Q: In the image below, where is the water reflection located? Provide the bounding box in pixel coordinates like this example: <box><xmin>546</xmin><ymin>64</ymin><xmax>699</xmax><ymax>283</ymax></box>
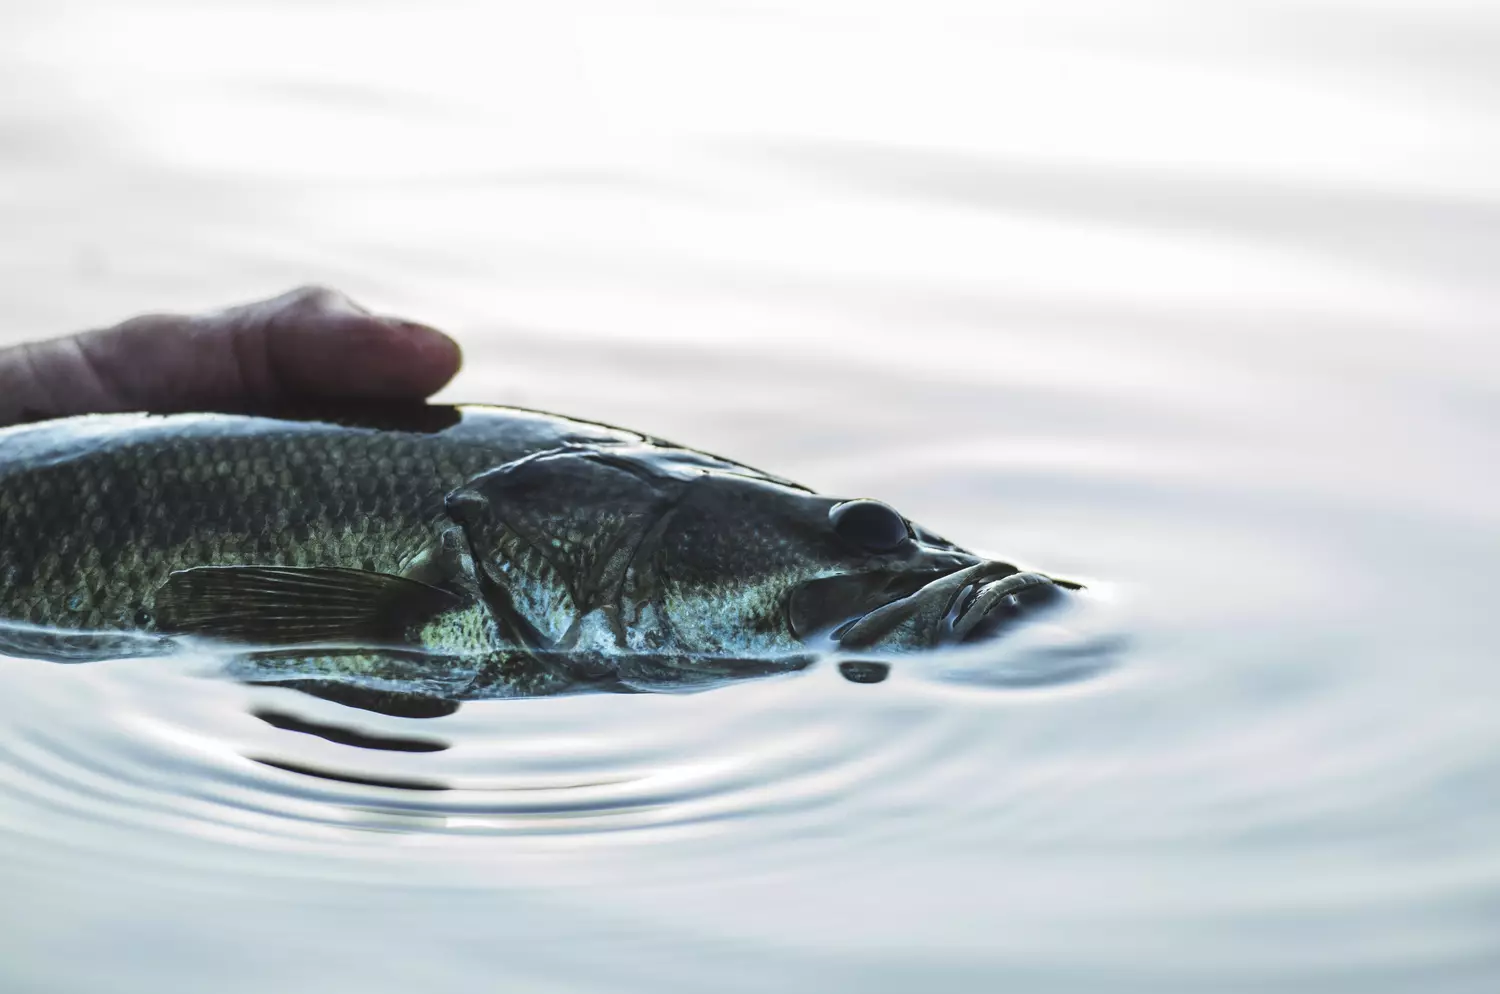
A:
<box><xmin>251</xmin><ymin>707</ymin><xmax>451</xmax><ymax>752</ymax></box>
<box><xmin>3</xmin><ymin>0</ymin><xmax>1500</xmax><ymax>992</ymax></box>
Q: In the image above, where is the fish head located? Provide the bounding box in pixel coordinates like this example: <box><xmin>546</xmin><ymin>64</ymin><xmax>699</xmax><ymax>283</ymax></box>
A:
<box><xmin>632</xmin><ymin>472</ymin><xmax>1067</xmax><ymax>656</ymax></box>
<box><xmin>444</xmin><ymin>446</ymin><xmax>1067</xmax><ymax>661</ymax></box>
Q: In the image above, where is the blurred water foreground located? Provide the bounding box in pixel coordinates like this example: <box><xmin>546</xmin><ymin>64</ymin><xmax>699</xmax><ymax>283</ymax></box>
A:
<box><xmin>2</xmin><ymin>2</ymin><xmax>1498</xmax><ymax>992</ymax></box>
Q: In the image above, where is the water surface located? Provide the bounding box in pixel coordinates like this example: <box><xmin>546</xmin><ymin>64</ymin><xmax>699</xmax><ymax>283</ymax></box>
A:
<box><xmin>2</xmin><ymin>2</ymin><xmax>1499</xmax><ymax>991</ymax></box>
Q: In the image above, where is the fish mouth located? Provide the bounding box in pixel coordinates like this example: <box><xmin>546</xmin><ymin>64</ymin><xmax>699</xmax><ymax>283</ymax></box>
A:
<box><xmin>830</xmin><ymin>562</ymin><xmax>1065</xmax><ymax>651</ymax></box>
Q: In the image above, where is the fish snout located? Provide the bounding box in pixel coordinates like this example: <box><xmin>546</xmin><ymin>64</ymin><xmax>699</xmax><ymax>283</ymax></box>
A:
<box><xmin>836</xmin><ymin>562</ymin><xmax>1065</xmax><ymax>651</ymax></box>
<box><xmin>948</xmin><ymin>570</ymin><xmax>1063</xmax><ymax>644</ymax></box>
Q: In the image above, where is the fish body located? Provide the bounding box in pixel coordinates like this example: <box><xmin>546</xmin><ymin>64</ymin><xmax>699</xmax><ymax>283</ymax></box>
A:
<box><xmin>0</xmin><ymin>405</ymin><xmax>1067</xmax><ymax>703</ymax></box>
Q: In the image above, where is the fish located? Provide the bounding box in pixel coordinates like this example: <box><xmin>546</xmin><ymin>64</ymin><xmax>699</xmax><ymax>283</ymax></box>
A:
<box><xmin>0</xmin><ymin>404</ymin><xmax>1073</xmax><ymax>709</ymax></box>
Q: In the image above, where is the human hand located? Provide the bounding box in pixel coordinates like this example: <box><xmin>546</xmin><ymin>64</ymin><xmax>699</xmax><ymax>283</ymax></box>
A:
<box><xmin>0</xmin><ymin>286</ymin><xmax>462</xmax><ymax>427</ymax></box>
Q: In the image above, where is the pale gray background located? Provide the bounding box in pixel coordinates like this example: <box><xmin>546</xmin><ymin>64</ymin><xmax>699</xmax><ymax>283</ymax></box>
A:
<box><xmin>2</xmin><ymin>2</ymin><xmax>1498</xmax><ymax>991</ymax></box>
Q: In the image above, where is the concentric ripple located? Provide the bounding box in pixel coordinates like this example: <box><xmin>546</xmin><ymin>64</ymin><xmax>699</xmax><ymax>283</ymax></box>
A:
<box><xmin>0</xmin><ymin>628</ymin><xmax>1109</xmax><ymax>888</ymax></box>
<box><xmin>6</xmin><ymin>2</ymin><xmax>1500</xmax><ymax>987</ymax></box>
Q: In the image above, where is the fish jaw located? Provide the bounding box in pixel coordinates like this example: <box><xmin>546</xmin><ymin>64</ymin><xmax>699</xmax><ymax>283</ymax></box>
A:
<box><xmin>795</xmin><ymin>562</ymin><xmax>1068</xmax><ymax>654</ymax></box>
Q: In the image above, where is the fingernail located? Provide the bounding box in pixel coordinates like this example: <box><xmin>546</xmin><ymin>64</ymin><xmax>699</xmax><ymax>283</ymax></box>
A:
<box><xmin>382</xmin><ymin>318</ymin><xmax>463</xmax><ymax>366</ymax></box>
<box><xmin>383</xmin><ymin>317</ymin><xmax>441</xmax><ymax>337</ymax></box>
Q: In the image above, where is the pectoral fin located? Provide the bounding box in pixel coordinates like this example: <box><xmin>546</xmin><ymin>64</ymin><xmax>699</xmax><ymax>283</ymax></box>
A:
<box><xmin>154</xmin><ymin>566</ymin><xmax>461</xmax><ymax>647</ymax></box>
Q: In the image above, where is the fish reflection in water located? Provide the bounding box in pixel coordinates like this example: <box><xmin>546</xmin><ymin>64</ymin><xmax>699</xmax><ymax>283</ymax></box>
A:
<box><xmin>0</xmin><ymin>403</ymin><xmax>1082</xmax><ymax>718</ymax></box>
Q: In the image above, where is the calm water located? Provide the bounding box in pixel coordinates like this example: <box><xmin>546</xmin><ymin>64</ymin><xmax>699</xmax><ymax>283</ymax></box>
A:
<box><xmin>3</xmin><ymin>1</ymin><xmax>1500</xmax><ymax>991</ymax></box>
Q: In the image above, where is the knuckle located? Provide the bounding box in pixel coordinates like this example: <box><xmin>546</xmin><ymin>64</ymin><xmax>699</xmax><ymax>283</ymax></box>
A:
<box><xmin>280</xmin><ymin>284</ymin><xmax>364</xmax><ymax>316</ymax></box>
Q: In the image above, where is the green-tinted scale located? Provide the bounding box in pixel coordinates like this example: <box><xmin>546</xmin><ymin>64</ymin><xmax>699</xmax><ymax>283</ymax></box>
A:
<box><xmin>0</xmin><ymin>410</ymin><xmax>625</xmax><ymax>633</ymax></box>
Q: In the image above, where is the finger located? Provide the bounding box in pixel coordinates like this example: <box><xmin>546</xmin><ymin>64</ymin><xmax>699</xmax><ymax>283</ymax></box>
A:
<box><xmin>0</xmin><ymin>286</ymin><xmax>463</xmax><ymax>425</ymax></box>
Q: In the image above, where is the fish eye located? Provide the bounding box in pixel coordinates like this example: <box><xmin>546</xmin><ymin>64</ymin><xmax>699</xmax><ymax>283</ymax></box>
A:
<box><xmin>829</xmin><ymin>499</ymin><xmax>911</xmax><ymax>553</ymax></box>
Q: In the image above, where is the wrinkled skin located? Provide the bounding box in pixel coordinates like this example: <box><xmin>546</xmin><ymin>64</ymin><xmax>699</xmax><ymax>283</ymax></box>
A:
<box><xmin>0</xmin><ymin>286</ymin><xmax>461</xmax><ymax>426</ymax></box>
<box><xmin>0</xmin><ymin>405</ymin><xmax>1069</xmax><ymax>706</ymax></box>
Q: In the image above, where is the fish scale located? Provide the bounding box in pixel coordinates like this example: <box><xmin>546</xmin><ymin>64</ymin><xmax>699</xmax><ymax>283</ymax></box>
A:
<box><xmin>0</xmin><ymin>408</ymin><xmax>637</xmax><ymax>634</ymax></box>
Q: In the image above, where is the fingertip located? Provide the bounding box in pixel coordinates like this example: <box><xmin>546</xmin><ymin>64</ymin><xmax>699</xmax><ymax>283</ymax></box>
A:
<box><xmin>260</xmin><ymin>303</ymin><xmax>465</xmax><ymax>400</ymax></box>
<box><xmin>377</xmin><ymin>318</ymin><xmax>464</xmax><ymax>395</ymax></box>
<box><xmin>383</xmin><ymin>319</ymin><xmax>463</xmax><ymax>372</ymax></box>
